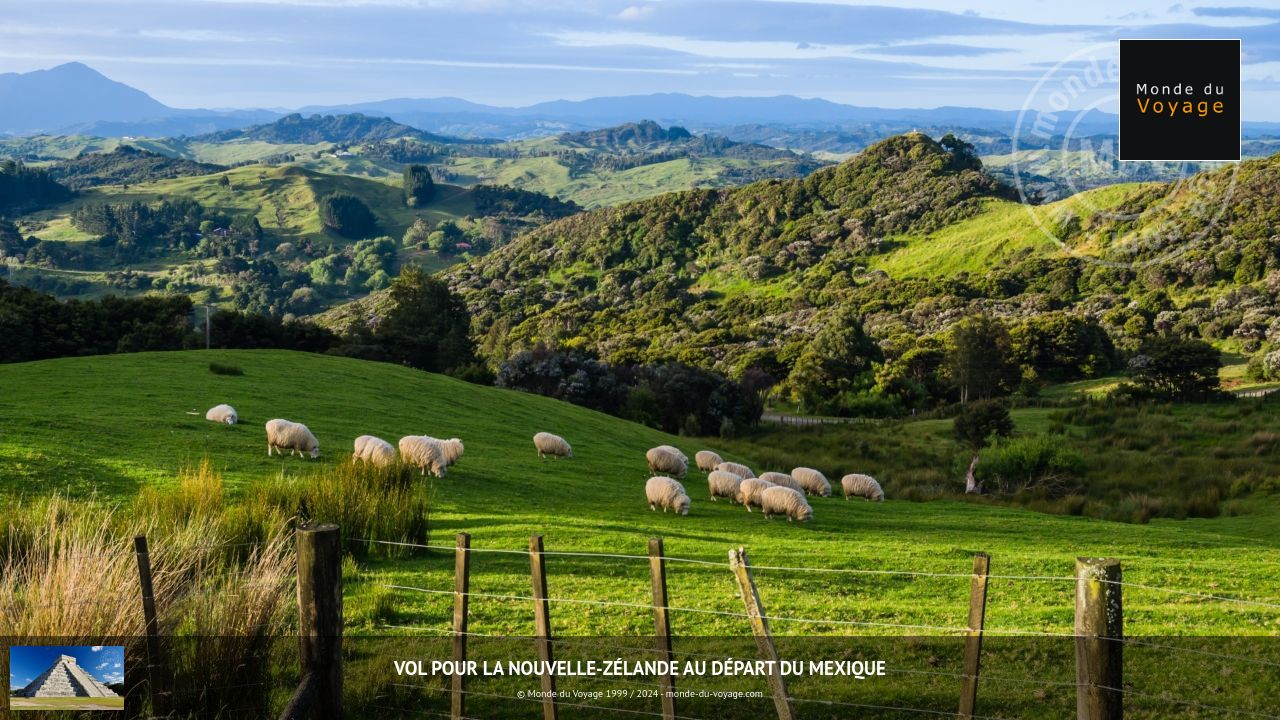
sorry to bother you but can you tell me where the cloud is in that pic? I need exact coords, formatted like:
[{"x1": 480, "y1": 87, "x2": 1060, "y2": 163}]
[
  {"x1": 1192, "y1": 6, "x2": 1280, "y2": 19},
  {"x1": 868, "y1": 43, "x2": 1015, "y2": 57},
  {"x1": 618, "y1": 5, "x2": 653, "y2": 21},
  {"x1": 91, "y1": 646, "x2": 104, "y2": 652},
  {"x1": 97, "y1": 662, "x2": 110, "y2": 670}
]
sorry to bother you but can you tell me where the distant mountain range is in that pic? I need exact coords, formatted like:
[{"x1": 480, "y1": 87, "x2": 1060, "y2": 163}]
[{"x1": 4, "y1": 62, "x2": 1280, "y2": 144}]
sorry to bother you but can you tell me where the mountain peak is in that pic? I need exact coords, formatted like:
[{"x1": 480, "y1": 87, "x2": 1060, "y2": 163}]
[{"x1": 0, "y1": 62, "x2": 172, "y2": 134}]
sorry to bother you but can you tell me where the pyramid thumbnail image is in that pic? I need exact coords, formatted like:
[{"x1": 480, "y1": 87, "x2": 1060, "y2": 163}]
[{"x1": 17, "y1": 653, "x2": 119, "y2": 698}]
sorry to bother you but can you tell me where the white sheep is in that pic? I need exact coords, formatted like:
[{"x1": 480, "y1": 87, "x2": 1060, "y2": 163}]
[
  {"x1": 760, "y1": 486, "x2": 813, "y2": 522},
  {"x1": 759, "y1": 471, "x2": 804, "y2": 493},
  {"x1": 695, "y1": 450, "x2": 723, "y2": 473},
  {"x1": 646, "y1": 446, "x2": 688, "y2": 478},
  {"x1": 205, "y1": 404, "x2": 238, "y2": 425},
  {"x1": 791, "y1": 467, "x2": 832, "y2": 497},
  {"x1": 656, "y1": 445, "x2": 689, "y2": 463},
  {"x1": 439, "y1": 438, "x2": 465, "y2": 466},
  {"x1": 353, "y1": 435, "x2": 396, "y2": 467},
  {"x1": 533, "y1": 432, "x2": 573, "y2": 459},
  {"x1": 399, "y1": 435, "x2": 449, "y2": 477},
  {"x1": 707, "y1": 470, "x2": 743, "y2": 503},
  {"x1": 645, "y1": 476, "x2": 691, "y2": 515},
  {"x1": 841, "y1": 474, "x2": 884, "y2": 502},
  {"x1": 265, "y1": 419, "x2": 319, "y2": 459},
  {"x1": 737, "y1": 477, "x2": 776, "y2": 512},
  {"x1": 716, "y1": 461, "x2": 755, "y2": 479}
]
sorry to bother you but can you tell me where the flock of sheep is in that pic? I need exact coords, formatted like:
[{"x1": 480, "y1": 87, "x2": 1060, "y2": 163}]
[
  {"x1": 204, "y1": 407, "x2": 882, "y2": 524},
  {"x1": 206, "y1": 404, "x2": 465, "y2": 476},
  {"x1": 640, "y1": 446, "x2": 883, "y2": 523}
]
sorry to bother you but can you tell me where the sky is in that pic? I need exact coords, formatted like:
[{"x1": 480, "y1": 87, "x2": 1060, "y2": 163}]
[
  {"x1": 0, "y1": 0, "x2": 1278, "y2": 117},
  {"x1": 8, "y1": 645, "x2": 126, "y2": 691}
]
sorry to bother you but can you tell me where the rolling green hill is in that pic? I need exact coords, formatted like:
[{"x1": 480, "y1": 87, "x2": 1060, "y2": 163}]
[
  {"x1": 441, "y1": 133, "x2": 1280, "y2": 417},
  {"x1": 1, "y1": 348, "x2": 1278, "y2": 645}
]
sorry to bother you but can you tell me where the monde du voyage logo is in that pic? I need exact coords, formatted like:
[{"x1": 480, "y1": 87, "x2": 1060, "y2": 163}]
[{"x1": 1120, "y1": 39, "x2": 1241, "y2": 161}]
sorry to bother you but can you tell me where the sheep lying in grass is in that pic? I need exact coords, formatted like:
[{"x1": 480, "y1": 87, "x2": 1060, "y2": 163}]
[
  {"x1": 695, "y1": 450, "x2": 723, "y2": 473},
  {"x1": 439, "y1": 438, "x2": 465, "y2": 466},
  {"x1": 645, "y1": 476, "x2": 691, "y2": 515},
  {"x1": 206, "y1": 404, "x2": 238, "y2": 425},
  {"x1": 759, "y1": 471, "x2": 803, "y2": 493},
  {"x1": 791, "y1": 467, "x2": 832, "y2": 497},
  {"x1": 707, "y1": 470, "x2": 743, "y2": 503},
  {"x1": 737, "y1": 477, "x2": 776, "y2": 512},
  {"x1": 647, "y1": 446, "x2": 688, "y2": 478},
  {"x1": 841, "y1": 474, "x2": 884, "y2": 502},
  {"x1": 716, "y1": 461, "x2": 755, "y2": 479},
  {"x1": 266, "y1": 419, "x2": 319, "y2": 459},
  {"x1": 353, "y1": 435, "x2": 396, "y2": 467},
  {"x1": 399, "y1": 435, "x2": 449, "y2": 477},
  {"x1": 760, "y1": 486, "x2": 813, "y2": 522},
  {"x1": 533, "y1": 432, "x2": 573, "y2": 459}
]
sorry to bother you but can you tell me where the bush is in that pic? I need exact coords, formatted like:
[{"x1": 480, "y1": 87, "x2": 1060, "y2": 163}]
[{"x1": 971, "y1": 435, "x2": 1087, "y2": 496}]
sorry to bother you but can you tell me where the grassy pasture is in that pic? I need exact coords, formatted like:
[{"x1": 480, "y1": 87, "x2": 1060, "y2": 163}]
[{"x1": 0, "y1": 350, "x2": 1277, "y2": 642}]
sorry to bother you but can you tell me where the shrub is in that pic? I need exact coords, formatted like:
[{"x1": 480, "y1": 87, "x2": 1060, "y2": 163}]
[{"x1": 971, "y1": 435, "x2": 1087, "y2": 496}]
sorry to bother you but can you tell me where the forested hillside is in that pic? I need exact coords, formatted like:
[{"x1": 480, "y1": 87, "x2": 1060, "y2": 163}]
[
  {"x1": 447, "y1": 132, "x2": 1280, "y2": 414},
  {"x1": 49, "y1": 146, "x2": 225, "y2": 189}
]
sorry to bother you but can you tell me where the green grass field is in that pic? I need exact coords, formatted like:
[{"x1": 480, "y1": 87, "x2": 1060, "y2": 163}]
[
  {"x1": 7, "y1": 696, "x2": 126, "y2": 710},
  {"x1": 1, "y1": 349, "x2": 1278, "y2": 644},
  {"x1": 868, "y1": 184, "x2": 1151, "y2": 279}
]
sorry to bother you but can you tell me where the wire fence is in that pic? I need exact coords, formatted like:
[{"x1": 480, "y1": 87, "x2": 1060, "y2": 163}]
[{"x1": 352, "y1": 534, "x2": 1280, "y2": 720}]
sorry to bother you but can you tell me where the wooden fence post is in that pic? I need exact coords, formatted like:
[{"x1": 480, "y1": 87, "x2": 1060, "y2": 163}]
[
  {"x1": 134, "y1": 535, "x2": 169, "y2": 717},
  {"x1": 728, "y1": 547, "x2": 795, "y2": 720},
  {"x1": 452, "y1": 533, "x2": 471, "y2": 720},
  {"x1": 1075, "y1": 558, "x2": 1122, "y2": 720},
  {"x1": 648, "y1": 538, "x2": 677, "y2": 720},
  {"x1": 529, "y1": 535, "x2": 558, "y2": 720},
  {"x1": 958, "y1": 552, "x2": 990, "y2": 719},
  {"x1": 297, "y1": 523, "x2": 343, "y2": 720}
]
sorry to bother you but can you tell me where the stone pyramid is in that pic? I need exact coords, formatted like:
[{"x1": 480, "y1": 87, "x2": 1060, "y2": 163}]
[{"x1": 17, "y1": 654, "x2": 118, "y2": 698}]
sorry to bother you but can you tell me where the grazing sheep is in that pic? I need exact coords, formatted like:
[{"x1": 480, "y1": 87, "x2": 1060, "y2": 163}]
[
  {"x1": 707, "y1": 470, "x2": 743, "y2": 503},
  {"x1": 533, "y1": 432, "x2": 573, "y2": 459},
  {"x1": 399, "y1": 435, "x2": 449, "y2": 477},
  {"x1": 656, "y1": 445, "x2": 689, "y2": 463},
  {"x1": 737, "y1": 477, "x2": 776, "y2": 512},
  {"x1": 695, "y1": 450, "x2": 723, "y2": 473},
  {"x1": 791, "y1": 467, "x2": 832, "y2": 497},
  {"x1": 353, "y1": 435, "x2": 396, "y2": 467},
  {"x1": 205, "y1": 404, "x2": 238, "y2": 425},
  {"x1": 841, "y1": 474, "x2": 884, "y2": 502},
  {"x1": 759, "y1": 471, "x2": 803, "y2": 493},
  {"x1": 760, "y1": 486, "x2": 814, "y2": 522},
  {"x1": 646, "y1": 446, "x2": 688, "y2": 478},
  {"x1": 265, "y1": 419, "x2": 319, "y2": 459},
  {"x1": 645, "y1": 476, "x2": 691, "y2": 516},
  {"x1": 716, "y1": 461, "x2": 756, "y2": 479},
  {"x1": 439, "y1": 438, "x2": 465, "y2": 466}
]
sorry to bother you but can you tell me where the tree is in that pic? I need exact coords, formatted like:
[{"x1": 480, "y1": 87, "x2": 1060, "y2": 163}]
[
  {"x1": 787, "y1": 307, "x2": 881, "y2": 412},
  {"x1": 944, "y1": 314, "x2": 1020, "y2": 403},
  {"x1": 953, "y1": 399, "x2": 1014, "y2": 493},
  {"x1": 373, "y1": 265, "x2": 476, "y2": 372},
  {"x1": 1127, "y1": 336, "x2": 1221, "y2": 401},
  {"x1": 318, "y1": 192, "x2": 377, "y2": 239},
  {"x1": 403, "y1": 164, "x2": 434, "y2": 207}
]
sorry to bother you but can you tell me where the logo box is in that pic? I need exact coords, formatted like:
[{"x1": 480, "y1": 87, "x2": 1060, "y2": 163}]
[{"x1": 1119, "y1": 39, "x2": 1241, "y2": 161}]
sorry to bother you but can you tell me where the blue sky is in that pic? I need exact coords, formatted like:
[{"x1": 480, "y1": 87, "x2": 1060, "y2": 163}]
[
  {"x1": 0, "y1": 1, "x2": 1278, "y2": 117},
  {"x1": 8, "y1": 645, "x2": 126, "y2": 691}
]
